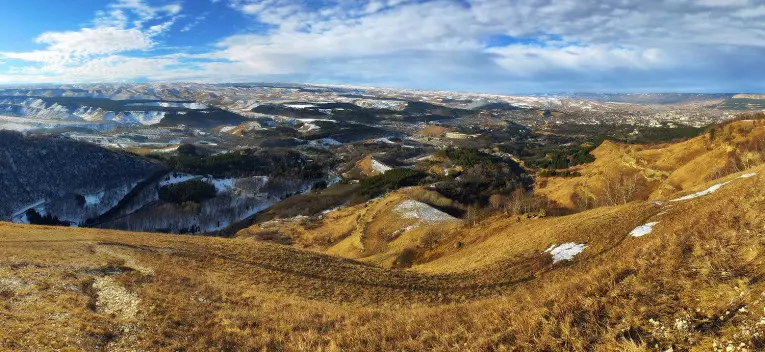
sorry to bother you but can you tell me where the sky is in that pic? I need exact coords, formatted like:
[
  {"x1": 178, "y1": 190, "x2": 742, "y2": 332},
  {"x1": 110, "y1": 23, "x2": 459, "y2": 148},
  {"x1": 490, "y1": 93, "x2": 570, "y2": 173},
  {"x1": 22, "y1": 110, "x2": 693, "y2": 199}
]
[{"x1": 0, "y1": 0, "x2": 764, "y2": 94}]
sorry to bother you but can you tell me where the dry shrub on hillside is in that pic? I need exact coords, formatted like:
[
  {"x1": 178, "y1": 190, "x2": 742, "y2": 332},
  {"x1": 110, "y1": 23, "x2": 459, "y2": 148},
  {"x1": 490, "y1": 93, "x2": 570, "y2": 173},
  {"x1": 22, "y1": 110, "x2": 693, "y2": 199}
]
[
  {"x1": 409, "y1": 188, "x2": 453, "y2": 208},
  {"x1": 707, "y1": 123, "x2": 765, "y2": 181},
  {"x1": 598, "y1": 171, "x2": 651, "y2": 206},
  {"x1": 571, "y1": 170, "x2": 651, "y2": 210},
  {"x1": 419, "y1": 229, "x2": 441, "y2": 249},
  {"x1": 251, "y1": 229, "x2": 294, "y2": 245}
]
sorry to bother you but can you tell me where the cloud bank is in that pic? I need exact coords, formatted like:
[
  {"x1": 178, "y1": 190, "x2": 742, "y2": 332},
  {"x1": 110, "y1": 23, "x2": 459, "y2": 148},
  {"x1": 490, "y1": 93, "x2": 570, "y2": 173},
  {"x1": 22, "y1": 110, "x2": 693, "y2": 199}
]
[{"x1": 1, "y1": 0, "x2": 764, "y2": 93}]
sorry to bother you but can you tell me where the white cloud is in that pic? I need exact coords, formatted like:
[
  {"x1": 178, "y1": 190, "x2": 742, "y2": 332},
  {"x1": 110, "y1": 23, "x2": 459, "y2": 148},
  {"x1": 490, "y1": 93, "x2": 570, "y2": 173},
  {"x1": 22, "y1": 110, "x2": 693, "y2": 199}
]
[
  {"x1": 0, "y1": 0, "x2": 181, "y2": 80},
  {"x1": 487, "y1": 44, "x2": 669, "y2": 76},
  {"x1": 2, "y1": 0, "x2": 765, "y2": 92},
  {"x1": 36, "y1": 27, "x2": 155, "y2": 57},
  {"x1": 110, "y1": 0, "x2": 181, "y2": 24}
]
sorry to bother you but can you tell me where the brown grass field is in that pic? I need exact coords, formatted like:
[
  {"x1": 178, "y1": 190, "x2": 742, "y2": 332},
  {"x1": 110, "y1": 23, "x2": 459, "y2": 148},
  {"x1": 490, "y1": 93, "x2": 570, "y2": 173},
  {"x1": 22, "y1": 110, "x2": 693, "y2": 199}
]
[{"x1": 5, "y1": 122, "x2": 765, "y2": 351}]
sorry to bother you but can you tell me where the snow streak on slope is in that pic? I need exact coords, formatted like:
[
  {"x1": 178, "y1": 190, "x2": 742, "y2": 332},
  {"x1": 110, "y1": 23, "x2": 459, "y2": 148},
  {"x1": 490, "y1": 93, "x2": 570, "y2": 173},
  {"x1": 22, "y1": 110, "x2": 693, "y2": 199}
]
[{"x1": 671, "y1": 172, "x2": 758, "y2": 202}]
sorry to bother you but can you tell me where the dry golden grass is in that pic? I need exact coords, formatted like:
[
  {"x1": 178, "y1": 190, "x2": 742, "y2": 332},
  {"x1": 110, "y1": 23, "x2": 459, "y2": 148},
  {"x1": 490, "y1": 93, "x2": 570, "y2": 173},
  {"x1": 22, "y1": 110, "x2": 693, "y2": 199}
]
[
  {"x1": 5, "y1": 167, "x2": 765, "y2": 351},
  {"x1": 537, "y1": 120, "x2": 765, "y2": 209},
  {"x1": 239, "y1": 188, "x2": 462, "y2": 268},
  {"x1": 8, "y1": 126, "x2": 765, "y2": 350},
  {"x1": 419, "y1": 125, "x2": 452, "y2": 138}
]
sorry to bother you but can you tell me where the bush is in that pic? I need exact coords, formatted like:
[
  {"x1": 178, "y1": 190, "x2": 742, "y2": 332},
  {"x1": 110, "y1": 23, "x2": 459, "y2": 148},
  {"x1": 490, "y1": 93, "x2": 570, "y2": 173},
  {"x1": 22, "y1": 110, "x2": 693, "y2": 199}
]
[
  {"x1": 539, "y1": 169, "x2": 582, "y2": 177},
  {"x1": 165, "y1": 149, "x2": 327, "y2": 179},
  {"x1": 26, "y1": 209, "x2": 70, "y2": 226},
  {"x1": 177, "y1": 144, "x2": 197, "y2": 156},
  {"x1": 409, "y1": 189, "x2": 453, "y2": 208},
  {"x1": 436, "y1": 161, "x2": 531, "y2": 206},
  {"x1": 436, "y1": 148, "x2": 497, "y2": 167},
  {"x1": 359, "y1": 168, "x2": 427, "y2": 198},
  {"x1": 394, "y1": 248, "x2": 417, "y2": 268},
  {"x1": 159, "y1": 179, "x2": 217, "y2": 204},
  {"x1": 312, "y1": 180, "x2": 328, "y2": 190}
]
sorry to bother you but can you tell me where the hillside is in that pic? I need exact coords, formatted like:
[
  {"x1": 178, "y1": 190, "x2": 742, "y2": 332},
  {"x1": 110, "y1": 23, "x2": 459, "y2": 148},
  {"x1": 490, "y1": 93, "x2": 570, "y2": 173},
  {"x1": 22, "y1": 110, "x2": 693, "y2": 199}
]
[
  {"x1": 0, "y1": 131, "x2": 166, "y2": 224},
  {"x1": 4, "y1": 162, "x2": 765, "y2": 350},
  {"x1": 536, "y1": 120, "x2": 765, "y2": 209},
  {"x1": 6, "y1": 119, "x2": 765, "y2": 350},
  {"x1": 237, "y1": 187, "x2": 463, "y2": 268}
]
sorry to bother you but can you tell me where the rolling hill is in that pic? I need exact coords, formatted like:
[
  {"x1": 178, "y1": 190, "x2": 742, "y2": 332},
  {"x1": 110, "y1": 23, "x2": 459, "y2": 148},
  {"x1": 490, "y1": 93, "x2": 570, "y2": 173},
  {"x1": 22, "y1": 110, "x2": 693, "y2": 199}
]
[{"x1": 4, "y1": 119, "x2": 765, "y2": 351}]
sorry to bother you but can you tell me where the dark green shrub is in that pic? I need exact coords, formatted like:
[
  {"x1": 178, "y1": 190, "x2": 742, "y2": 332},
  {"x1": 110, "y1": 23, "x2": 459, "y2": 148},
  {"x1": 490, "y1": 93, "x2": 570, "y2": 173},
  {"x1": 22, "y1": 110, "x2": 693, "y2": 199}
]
[
  {"x1": 159, "y1": 179, "x2": 217, "y2": 204},
  {"x1": 26, "y1": 209, "x2": 70, "y2": 226},
  {"x1": 358, "y1": 168, "x2": 427, "y2": 198}
]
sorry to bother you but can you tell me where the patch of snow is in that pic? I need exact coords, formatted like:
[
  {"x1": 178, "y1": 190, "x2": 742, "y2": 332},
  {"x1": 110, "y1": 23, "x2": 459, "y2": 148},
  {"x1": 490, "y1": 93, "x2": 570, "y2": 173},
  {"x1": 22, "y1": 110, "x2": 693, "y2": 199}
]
[
  {"x1": 403, "y1": 224, "x2": 419, "y2": 232},
  {"x1": 544, "y1": 243, "x2": 587, "y2": 263},
  {"x1": 203, "y1": 177, "x2": 236, "y2": 193},
  {"x1": 296, "y1": 118, "x2": 336, "y2": 123},
  {"x1": 299, "y1": 122, "x2": 320, "y2": 132},
  {"x1": 671, "y1": 182, "x2": 731, "y2": 201},
  {"x1": 393, "y1": 200, "x2": 457, "y2": 222},
  {"x1": 84, "y1": 191, "x2": 105, "y2": 206},
  {"x1": 285, "y1": 104, "x2": 317, "y2": 109},
  {"x1": 314, "y1": 138, "x2": 342, "y2": 146},
  {"x1": 125, "y1": 102, "x2": 208, "y2": 109},
  {"x1": 629, "y1": 222, "x2": 659, "y2": 237},
  {"x1": 371, "y1": 159, "x2": 392, "y2": 174},
  {"x1": 373, "y1": 137, "x2": 396, "y2": 145},
  {"x1": 220, "y1": 125, "x2": 237, "y2": 133},
  {"x1": 159, "y1": 173, "x2": 199, "y2": 187},
  {"x1": 11, "y1": 200, "x2": 46, "y2": 220},
  {"x1": 671, "y1": 172, "x2": 758, "y2": 202},
  {"x1": 327, "y1": 176, "x2": 342, "y2": 186}
]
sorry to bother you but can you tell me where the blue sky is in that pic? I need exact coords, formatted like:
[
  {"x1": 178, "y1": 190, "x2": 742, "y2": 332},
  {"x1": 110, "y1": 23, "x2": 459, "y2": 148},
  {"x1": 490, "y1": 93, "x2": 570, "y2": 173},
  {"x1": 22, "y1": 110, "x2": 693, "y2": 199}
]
[{"x1": 1, "y1": 0, "x2": 764, "y2": 93}]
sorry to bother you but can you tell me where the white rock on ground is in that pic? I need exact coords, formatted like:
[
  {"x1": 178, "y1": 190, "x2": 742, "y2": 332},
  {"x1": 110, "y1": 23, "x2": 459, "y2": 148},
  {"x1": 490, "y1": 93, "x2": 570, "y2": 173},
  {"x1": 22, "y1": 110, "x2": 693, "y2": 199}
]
[{"x1": 544, "y1": 243, "x2": 587, "y2": 263}]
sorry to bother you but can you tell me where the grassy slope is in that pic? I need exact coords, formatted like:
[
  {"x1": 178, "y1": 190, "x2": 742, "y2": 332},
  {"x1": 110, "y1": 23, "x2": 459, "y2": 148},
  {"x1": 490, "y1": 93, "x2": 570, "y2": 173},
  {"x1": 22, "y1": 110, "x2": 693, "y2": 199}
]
[
  {"x1": 6, "y1": 123, "x2": 765, "y2": 350},
  {"x1": 4, "y1": 167, "x2": 765, "y2": 350},
  {"x1": 537, "y1": 120, "x2": 765, "y2": 208},
  {"x1": 238, "y1": 188, "x2": 463, "y2": 268}
]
